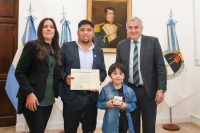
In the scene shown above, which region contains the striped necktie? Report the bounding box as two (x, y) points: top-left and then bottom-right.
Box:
(133, 41), (139, 86)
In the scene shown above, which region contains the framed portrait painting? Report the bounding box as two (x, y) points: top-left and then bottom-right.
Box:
(87, 0), (132, 53)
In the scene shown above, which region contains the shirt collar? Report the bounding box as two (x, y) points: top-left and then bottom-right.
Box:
(131, 36), (142, 44)
(76, 40), (94, 51)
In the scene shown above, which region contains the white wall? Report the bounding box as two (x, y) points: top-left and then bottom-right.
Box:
(16, 0), (200, 131)
(190, 0), (200, 125)
(193, 0), (200, 65)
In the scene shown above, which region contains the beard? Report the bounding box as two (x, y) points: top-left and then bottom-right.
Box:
(82, 40), (90, 43)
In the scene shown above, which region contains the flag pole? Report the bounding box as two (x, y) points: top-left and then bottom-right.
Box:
(162, 107), (180, 130)
(163, 10), (180, 131)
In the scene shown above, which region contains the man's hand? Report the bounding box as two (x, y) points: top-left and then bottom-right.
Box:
(26, 93), (39, 111)
(65, 74), (74, 86)
(155, 90), (164, 105)
(90, 89), (99, 92)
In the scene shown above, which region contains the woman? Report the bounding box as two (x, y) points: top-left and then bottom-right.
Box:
(15, 18), (61, 133)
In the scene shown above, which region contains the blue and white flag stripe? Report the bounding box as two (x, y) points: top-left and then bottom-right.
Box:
(167, 18), (180, 51)
(5, 48), (22, 110)
(22, 15), (37, 44)
(60, 18), (72, 46)
(5, 15), (37, 111)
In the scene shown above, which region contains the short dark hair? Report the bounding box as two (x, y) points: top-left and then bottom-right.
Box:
(104, 7), (115, 14)
(78, 19), (94, 29)
(108, 62), (126, 76)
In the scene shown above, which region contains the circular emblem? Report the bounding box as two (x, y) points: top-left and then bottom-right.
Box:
(163, 50), (184, 80)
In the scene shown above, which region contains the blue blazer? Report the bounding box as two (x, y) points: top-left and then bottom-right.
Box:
(59, 41), (107, 102)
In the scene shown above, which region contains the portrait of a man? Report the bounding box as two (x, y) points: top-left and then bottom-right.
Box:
(87, 0), (132, 52)
(94, 7), (126, 48)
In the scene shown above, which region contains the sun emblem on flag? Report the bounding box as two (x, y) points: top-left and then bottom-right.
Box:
(163, 50), (184, 79)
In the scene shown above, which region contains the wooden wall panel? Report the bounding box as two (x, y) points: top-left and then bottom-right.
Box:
(0, 0), (15, 17)
(0, 0), (18, 126)
(0, 24), (17, 79)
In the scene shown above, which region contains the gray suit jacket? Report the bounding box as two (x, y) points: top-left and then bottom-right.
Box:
(116, 35), (167, 99)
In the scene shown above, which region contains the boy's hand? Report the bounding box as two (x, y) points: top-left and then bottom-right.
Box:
(107, 100), (115, 108)
(117, 102), (127, 110)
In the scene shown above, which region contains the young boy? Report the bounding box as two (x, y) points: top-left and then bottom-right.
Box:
(97, 63), (136, 133)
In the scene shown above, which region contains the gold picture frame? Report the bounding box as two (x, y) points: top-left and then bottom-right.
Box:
(87, 0), (132, 53)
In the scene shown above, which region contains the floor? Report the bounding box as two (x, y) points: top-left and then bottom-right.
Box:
(0, 122), (200, 133)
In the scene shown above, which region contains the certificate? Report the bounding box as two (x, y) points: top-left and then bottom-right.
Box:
(70, 69), (100, 90)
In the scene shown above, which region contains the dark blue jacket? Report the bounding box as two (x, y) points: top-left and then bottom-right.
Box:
(59, 41), (107, 103)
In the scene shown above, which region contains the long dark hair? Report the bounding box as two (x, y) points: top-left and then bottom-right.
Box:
(36, 18), (61, 65)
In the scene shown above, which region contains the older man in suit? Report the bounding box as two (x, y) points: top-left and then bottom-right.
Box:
(59, 20), (107, 133)
(116, 17), (167, 133)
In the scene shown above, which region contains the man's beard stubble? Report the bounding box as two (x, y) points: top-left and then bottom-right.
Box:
(82, 40), (90, 44)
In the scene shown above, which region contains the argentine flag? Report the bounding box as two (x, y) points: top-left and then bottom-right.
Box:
(5, 15), (37, 111)
(166, 17), (180, 51)
(164, 13), (193, 107)
(22, 15), (37, 44)
(60, 18), (72, 46)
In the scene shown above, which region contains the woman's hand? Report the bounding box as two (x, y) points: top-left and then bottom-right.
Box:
(26, 93), (39, 111)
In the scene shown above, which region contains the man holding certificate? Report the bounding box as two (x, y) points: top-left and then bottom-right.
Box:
(59, 20), (107, 133)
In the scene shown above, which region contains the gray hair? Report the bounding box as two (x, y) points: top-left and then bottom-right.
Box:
(126, 17), (143, 29)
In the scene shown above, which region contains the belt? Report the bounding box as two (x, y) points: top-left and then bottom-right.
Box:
(128, 82), (144, 88)
(74, 90), (92, 95)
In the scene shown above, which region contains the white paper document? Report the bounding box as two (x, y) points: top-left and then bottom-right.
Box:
(70, 69), (100, 90)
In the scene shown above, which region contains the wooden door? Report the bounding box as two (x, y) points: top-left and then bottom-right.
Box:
(0, 0), (19, 126)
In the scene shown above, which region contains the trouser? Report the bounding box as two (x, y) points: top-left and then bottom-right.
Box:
(62, 93), (98, 133)
(128, 83), (157, 133)
(23, 105), (53, 133)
